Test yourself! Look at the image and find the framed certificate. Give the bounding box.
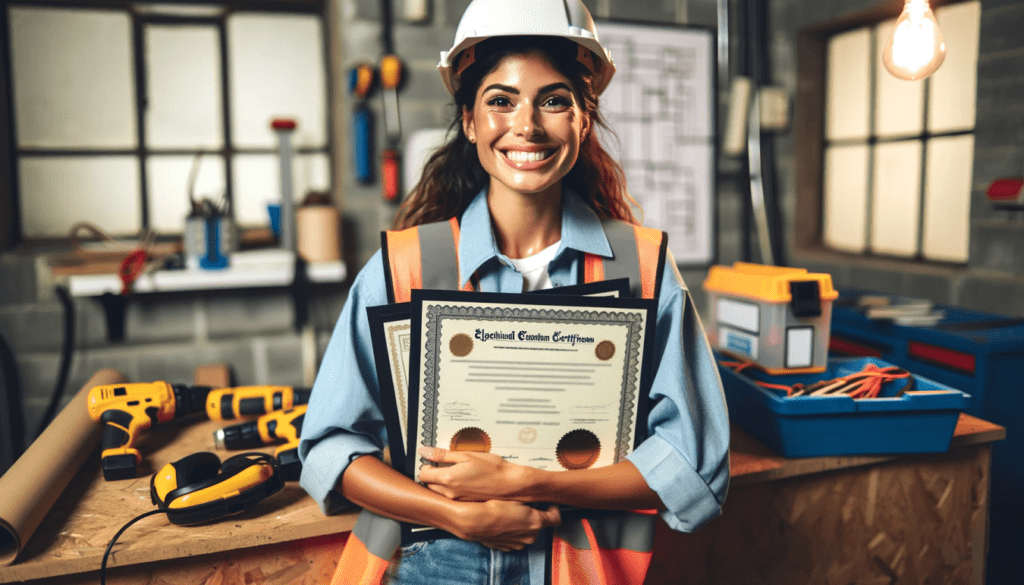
[367,302,415,472]
[367,278,631,471]
[406,289,657,482]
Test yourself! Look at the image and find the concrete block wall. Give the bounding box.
[768,0,1024,317]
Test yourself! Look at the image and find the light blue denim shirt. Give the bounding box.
[299,189,730,576]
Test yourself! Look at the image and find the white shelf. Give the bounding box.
[65,250,346,297]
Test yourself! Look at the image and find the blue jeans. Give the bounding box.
[386,538,532,585]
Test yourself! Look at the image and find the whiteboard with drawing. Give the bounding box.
[597,22,716,267]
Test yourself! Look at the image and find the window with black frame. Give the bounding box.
[4,1,330,244]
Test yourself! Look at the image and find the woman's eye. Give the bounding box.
[543,95,572,108]
[487,96,512,107]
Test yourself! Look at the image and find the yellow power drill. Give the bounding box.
[213,405,306,481]
[86,381,212,481]
[205,386,311,421]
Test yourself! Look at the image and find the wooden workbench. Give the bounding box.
[0,414,1003,585]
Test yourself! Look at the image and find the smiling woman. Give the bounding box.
[297,1,731,584]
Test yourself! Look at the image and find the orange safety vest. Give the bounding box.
[333,215,668,585]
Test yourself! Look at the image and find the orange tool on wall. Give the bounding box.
[379,0,403,202]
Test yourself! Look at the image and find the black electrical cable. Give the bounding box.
[35,285,75,438]
[0,331,25,475]
[100,509,165,585]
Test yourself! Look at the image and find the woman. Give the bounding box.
[299,0,730,582]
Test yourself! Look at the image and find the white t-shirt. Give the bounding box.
[507,240,561,292]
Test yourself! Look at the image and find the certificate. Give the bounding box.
[367,303,415,471]
[367,278,630,472]
[407,289,657,483]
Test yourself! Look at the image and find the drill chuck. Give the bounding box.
[214,421,263,449]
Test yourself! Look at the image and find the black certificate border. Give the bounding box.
[406,288,657,482]
[370,302,456,545]
[367,302,414,473]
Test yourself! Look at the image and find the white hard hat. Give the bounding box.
[438,0,616,96]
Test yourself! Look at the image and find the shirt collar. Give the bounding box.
[457,188,613,288]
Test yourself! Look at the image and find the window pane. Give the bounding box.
[874,19,924,139]
[870,140,922,257]
[9,7,136,148]
[145,25,224,149]
[928,1,980,133]
[826,28,872,140]
[922,135,973,263]
[19,157,140,237]
[147,155,228,233]
[232,152,331,227]
[823,144,870,253]
[227,13,327,149]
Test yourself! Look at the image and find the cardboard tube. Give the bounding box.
[296,205,341,263]
[0,368,126,566]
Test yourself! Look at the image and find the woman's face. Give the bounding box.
[462,51,590,199]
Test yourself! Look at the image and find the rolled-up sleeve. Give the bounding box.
[626,261,730,532]
[299,251,390,515]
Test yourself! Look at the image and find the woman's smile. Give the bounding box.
[501,147,557,167]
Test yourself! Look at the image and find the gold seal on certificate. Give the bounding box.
[450,427,491,452]
[556,429,601,470]
[408,289,656,482]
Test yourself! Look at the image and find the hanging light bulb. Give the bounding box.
[882,0,946,81]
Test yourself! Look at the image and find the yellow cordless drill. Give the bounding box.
[86,381,212,480]
[213,405,306,481]
[205,386,311,421]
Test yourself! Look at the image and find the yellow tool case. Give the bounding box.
[703,262,838,374]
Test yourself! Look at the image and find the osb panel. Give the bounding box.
[648,445,991,585]
[40,532,347,585]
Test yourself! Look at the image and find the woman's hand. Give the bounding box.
[451,500,561,551]
[418,445,534,502]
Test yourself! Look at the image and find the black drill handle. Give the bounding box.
[99,409,138,480]
[277,447,302,482]
[99,409,133,450]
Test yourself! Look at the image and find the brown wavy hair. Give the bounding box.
[392,36,640,230]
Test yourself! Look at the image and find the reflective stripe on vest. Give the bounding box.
[331,510,400,585]
[382,217,473,304]
[583,219,668,300]
[334,216,668,585]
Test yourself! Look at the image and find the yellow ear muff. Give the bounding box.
[149,452,283,525]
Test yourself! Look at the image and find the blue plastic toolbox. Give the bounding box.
[717,354,971,458]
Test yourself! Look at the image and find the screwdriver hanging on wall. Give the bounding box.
[380,54,403,202]
[349,63,375,184]
[379,0,404,202]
